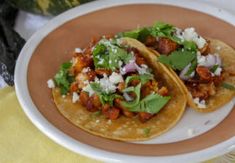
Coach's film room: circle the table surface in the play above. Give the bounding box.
[2,0,235,162]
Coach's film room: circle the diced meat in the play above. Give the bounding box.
[70,82,79,93]
[117,82,125,92]
[102,104,120,120]
[129,79,140,86]
[145,35,157,47]
[196,66,212,81]
[156,37,178,55]
[91,94,102,109]
[79,91,89,106]
[86,99,99,112]
[158,86,168,96]
[212,72,225,86]
[141,80,158,97]
[73,55,93,74]
[187,82,216,100]
[138,112,153,123]
[135,54,147,66]
[114,98,135,118]
[87,71,96,81]
[95,68,112,76]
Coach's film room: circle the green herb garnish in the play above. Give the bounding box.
[121,83,141,108]
[185,58,197,77]
[210,65,219,73]
[92,39,132,70]
[121,84,171,114]
[222,82,235,90]
[119,27,151,42]
[54,62,74,95]
[143,128,151,137]
[158,50,196,70]
[90,82,122,106]
[125,74,154,86]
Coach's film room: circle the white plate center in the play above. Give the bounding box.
[134,97,235,144]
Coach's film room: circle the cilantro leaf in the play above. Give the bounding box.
[125,74,154,86]
[121,83,141,108]
[143,128,151,137]
[158,50,196,70]
[150,22,175,38]
[182,41,197,51]
[222,82,235,90]
[54,62,74,95]
[92,39,132,71]
[120,27,151,42]
[210,65,219,73]
[121,84,171,114]
[90,82,122,106]
[140,94,171,114]
[185,58,197,76]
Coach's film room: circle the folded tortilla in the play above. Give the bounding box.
[150,39,235,112]
[52,38,187,141]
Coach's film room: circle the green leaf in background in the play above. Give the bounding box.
[54,62,74,95]
[158,50,196,70]
[8,0,95,16]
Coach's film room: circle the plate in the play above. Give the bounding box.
[15,0,235,162]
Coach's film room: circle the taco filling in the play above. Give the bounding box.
[120,22,235,111]
[47,36,187,140]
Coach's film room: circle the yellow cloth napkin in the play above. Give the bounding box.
[0,87,101,163]
[0,86,230,163]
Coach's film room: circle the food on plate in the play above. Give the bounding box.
[120,22,235,112]
[48,36,186,140]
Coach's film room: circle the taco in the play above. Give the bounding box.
[48,36,186,141]
[120,22,235,112]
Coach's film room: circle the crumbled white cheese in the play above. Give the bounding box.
[47,79,55,88]
[82,84,95,97]
[83,80,89,85]
[109,72,123,84]
[81,67,90,73]
[72,92,79,103]
[178,27,206,49]
[95,119,100,123]
[214,67,222,76]
[193,97,206,108]
[62,95,66,98]
[187,128,195,136]
[99,75,116,93]
[75,48,83,53]
[197,52,206,66]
